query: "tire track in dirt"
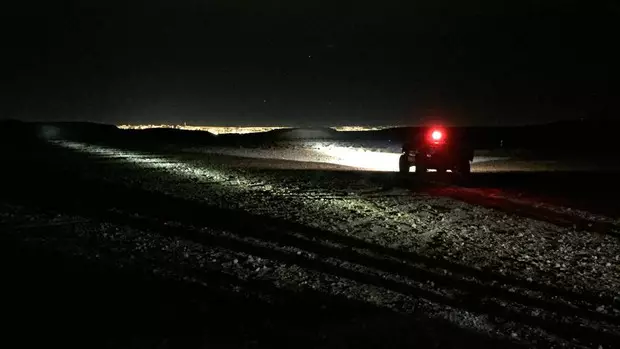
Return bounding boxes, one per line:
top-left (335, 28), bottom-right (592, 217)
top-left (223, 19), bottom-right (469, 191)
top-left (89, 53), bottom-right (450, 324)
top-left (5, 174), bottom-right (620, 348)
top-left (428, 186), bottom-right (620, 236)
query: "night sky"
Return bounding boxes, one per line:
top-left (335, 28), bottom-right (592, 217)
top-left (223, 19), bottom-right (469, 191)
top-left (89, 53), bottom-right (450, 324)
top-left (2, 1), bottom-right (618, 126)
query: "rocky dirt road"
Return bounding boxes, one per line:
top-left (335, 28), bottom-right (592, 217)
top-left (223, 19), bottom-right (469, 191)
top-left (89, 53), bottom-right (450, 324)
top-left (1, 139), bottom-right (619, 348)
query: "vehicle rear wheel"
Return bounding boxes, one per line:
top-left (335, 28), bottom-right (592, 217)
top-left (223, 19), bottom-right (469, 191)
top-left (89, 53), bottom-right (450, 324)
top-left (414, 154), bottom-right (427, 173)
top-left (458, 161), bottom-right (471, 175)
top-left (398, 154), bottom-right (409, 173)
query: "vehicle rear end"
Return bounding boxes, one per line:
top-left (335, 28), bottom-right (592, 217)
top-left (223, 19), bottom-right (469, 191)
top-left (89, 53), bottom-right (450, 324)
top-left (399, 127), bottom-right (472, 174)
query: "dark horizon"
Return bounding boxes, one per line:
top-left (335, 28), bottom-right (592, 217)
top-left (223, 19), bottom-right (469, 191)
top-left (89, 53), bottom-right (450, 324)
top-left (2, 1), bottom-right (618, 127)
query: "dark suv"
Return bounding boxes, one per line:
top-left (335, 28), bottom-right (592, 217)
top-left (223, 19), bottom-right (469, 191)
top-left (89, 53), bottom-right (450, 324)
top-left (399, 127), bottom-right (474, 174)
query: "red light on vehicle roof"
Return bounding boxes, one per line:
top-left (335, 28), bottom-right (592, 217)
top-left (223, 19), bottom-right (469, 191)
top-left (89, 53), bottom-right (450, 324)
top-left (431, 130), bottom-right (442, 141)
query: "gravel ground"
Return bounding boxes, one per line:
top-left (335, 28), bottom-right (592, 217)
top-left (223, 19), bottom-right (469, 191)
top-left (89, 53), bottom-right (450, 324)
top-left (2, 139), bottom-right (620, 348)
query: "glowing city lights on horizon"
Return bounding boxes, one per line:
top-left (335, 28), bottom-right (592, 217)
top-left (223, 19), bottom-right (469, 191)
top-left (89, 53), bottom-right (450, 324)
top-left (117, 124), bottom-right (396, 135)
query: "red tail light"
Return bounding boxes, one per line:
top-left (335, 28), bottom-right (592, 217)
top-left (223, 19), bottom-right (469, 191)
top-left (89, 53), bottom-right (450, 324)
top-left (431, 130), bottom-right (442, 141)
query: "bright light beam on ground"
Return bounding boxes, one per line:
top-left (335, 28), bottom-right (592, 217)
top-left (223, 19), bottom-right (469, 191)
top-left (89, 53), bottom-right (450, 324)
top-left (311, 144), bottom-right (402, 172)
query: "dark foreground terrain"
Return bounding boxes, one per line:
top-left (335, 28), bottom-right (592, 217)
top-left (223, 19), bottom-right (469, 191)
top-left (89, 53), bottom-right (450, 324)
top-left (1, 121), bottom-right (620, 348)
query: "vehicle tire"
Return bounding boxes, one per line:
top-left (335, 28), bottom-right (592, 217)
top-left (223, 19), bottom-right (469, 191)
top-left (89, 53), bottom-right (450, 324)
top-left (415, 164), bottom-right (427, 173)
top-left (458, 161), bottom-right (471, 175)
top-left (399, 154), bottom-right (409, 173)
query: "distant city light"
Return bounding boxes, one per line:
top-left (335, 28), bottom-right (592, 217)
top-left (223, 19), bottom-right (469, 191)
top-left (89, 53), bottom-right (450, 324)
top-left (116, 124), bottom-right (396, 135)
top-left (117, 124), bottom-right (288, 135)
